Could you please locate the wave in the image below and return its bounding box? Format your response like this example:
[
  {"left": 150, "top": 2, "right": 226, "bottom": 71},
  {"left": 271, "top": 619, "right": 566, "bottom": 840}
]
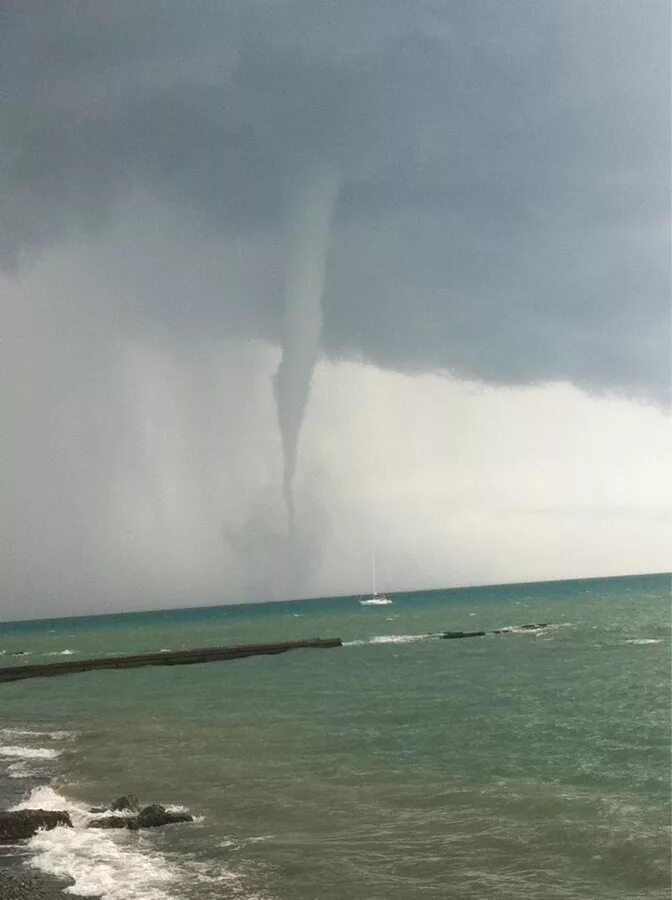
[
  {"left": 10, "top": 785, "right": 254, "bottom": 900},
  {"left": 12, "top": 786, "right": 178, "bottom": 900},
  {"left": 7, "top": 761, "right": 34, "bottom": 778},
  {"left": 1, "top": 742, "right": 62, "bottom": 779},
  {"left": 625, "top": 638, "right": 663, "bottom": 645},
  {"left": 496, "top": 625, "right": 546, "bottom": 636},
  {"left": 344, "top": 633, "right": 436, "bottom": 647},
  {"left": 0, "top": 649, "right": 77, "bottom": 659},
  {"left": 369, "top": 633, "right": 434, "bottom": 644},
  {"left": 495, "top": 622, "right": 573, "bottom": 636},
  {"left": 359, "top": 598, "right": 393, "bottom": 606},
  {"left": 343, "top": 622, "right": 574, "bottom": 648},
  {"left": 0, "top": 745, "right": 61, "bottom": 760},
  {"left": 0, "top": 729, "right": 73, "bottom": 741}
]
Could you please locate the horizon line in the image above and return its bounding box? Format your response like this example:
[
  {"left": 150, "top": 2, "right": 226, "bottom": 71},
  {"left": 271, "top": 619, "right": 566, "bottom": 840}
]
[{"left": 0, "top": 569, "right": 669, "bottom": 628}]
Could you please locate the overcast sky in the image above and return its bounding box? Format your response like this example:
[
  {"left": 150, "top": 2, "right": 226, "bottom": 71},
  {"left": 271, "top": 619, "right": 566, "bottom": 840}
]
[{"left": 1, "top": 1, "right": 670, "bottom": 619}]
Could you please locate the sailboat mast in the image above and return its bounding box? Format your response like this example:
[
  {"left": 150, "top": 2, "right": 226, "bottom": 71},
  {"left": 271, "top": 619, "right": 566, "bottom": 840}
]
[{"left": 372, "top": 556, "right": 376, "bottom": 597}]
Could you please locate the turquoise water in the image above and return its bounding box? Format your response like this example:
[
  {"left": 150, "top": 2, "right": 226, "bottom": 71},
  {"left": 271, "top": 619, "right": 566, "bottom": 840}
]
[{"left": 0, "top": 573, "right": 670, "bottom": 899}]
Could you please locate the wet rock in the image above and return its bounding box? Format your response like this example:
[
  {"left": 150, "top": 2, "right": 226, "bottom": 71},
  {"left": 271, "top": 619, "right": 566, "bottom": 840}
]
[
  {"left": 88, "top": 793, "right": 140, "bottom": 815},
  {"left": 0, "top": 870, "right": 75, "bottom": 899},
  {"left": 88, "top": 814, "right": 138, "bottom": 830},
  {"left": 136, "top": 803, "right": 193, "bottom": 828},
  {"left": 441, "top": 630, "right": 486, "bottom": 639},
  {"left": 110, "top": 794, "right": 139, "bottom": 812},
  {"left": 0, "top": 810, "right": 72, "bottom": 843},
  {"left": 87, "top": 803, "right": 192, "bottom": 830},
  {"left": 443, "top": 623, "right": 552, "bottom": 639}
]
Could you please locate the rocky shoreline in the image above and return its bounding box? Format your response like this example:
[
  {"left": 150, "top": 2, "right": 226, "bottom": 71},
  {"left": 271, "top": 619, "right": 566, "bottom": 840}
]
[
  {"left": 0, "top": 794, "right": 195, "bottom": 899},
  {"left": 0, "top": 868, "right": 91, "bottom": 900}
]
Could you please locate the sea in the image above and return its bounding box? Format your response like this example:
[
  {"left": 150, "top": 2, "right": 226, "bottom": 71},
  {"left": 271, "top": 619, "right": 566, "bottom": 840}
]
[{"left": 0, "top": 573, "right": 669, "bottom": 900}]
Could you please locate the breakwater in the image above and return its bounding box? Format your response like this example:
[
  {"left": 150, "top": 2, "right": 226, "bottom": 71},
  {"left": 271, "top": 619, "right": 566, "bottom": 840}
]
[
  {"left": 441, "top": 623, "right": 549, "bottom": 639},
  {"left": 0, "top": 624, "right": 555, "bottom": 683},
  {"left": 0, "top": 638, "right": 343, "bottom": 683}
]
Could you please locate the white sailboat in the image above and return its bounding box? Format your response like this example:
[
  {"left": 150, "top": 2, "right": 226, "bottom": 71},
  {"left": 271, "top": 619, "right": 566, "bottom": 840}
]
[{"left": 359, "top": 557, "right": 392, "bottom": 606}]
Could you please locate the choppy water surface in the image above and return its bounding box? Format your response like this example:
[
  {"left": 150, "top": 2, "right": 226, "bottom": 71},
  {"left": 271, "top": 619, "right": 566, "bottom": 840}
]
[{"left": 1, "top": 573, "right": 670, "bottom": 899}]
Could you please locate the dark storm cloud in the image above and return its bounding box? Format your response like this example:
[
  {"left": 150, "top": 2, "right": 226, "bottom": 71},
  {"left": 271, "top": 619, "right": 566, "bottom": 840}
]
[{"left": 1, "top": 0, "right": 669, "bottom": 402}]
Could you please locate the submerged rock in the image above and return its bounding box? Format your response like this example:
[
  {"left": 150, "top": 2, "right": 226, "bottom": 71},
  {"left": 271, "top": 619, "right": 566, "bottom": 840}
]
[
  {"left": 443, "top": 623, "right": 552, "bottom": 639},
  {"left": 0, "top": 809, "right": 72, "bottom": 842}
]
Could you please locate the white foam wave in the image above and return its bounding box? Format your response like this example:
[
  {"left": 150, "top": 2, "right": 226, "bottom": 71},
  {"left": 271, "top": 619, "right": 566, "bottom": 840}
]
[
  {"left": 359, "top": 598, "right": 393, "bottom": 606},
  {"left": 625, "top": 638, "right": 663, "bottom": 645},
  {"left": 10, "top": 786, "right": 244, "bottom": 900},
  {"left": 1, "top": 729, "right": 46, "bottom": 738},
  {"left": 344, "top": 633, "right": 434, "bottom": 646},
  {"left": 498, "top": 623, "right": 572, "bottom": 636},
  {"left": 10, "top": 785, "right": 74, "bottom": 812},
  {"left": 0, "top": 729, "right": 74, "bottom": 741},
  {"left": 498, "top": 625, "right": 545, "bottom": 635},
  {"left": 12, "top": 787, "right": 178, "bottom": 900},
  {"left": 370, "top": 633, "right": 431, "bottom": 644},
  {"left": 0, "top": 745, "right": 61, "bottom": 760},
  {"left": 28, "top": 823, "right": 179, "bottom": 900},
  {"left": 7, "top": 761, "right": 34, "bottom": 778},
  {"left": 218, "top": 834, "right": 274, "bottom": 850},
  {"left": 44, "top": 649, "right": 77, "bottom": 656}
]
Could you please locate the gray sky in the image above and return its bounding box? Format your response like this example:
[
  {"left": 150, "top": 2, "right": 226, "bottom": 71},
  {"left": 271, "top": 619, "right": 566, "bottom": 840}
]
[{"left": 1, "top": 1, "right": 670, "bottom": 619}]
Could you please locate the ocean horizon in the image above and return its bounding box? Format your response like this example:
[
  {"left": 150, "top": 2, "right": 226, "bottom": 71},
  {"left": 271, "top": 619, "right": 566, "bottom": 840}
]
[
  {"left": 1, "top": 571, "right": 670, "bottom": 899},
  {"left": 1, "top": 569, "right": 668, "bottom": 628}
]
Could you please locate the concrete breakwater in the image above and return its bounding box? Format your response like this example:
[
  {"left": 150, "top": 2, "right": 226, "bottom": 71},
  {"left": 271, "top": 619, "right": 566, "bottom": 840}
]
[
  {"left": 0, "top": 625, "right": 553, "bottom": 683},
  {"left": 0, "top": 638, "right": 343, "bottom": 683}
]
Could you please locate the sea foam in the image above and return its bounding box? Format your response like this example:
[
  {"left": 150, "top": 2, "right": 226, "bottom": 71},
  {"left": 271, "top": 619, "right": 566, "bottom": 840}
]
[
  {"left": 0, "top": 744, "right": 61, "bottom": 778},
  {"left": 11, "top": 786, "right": 179, "bottom": 900},
  {"left": 10, "top": 785, "right": 247, "bottom": 900},
  {"left": 344, "top": 633, "right": 435, "bottom": 646},
  {"left": 0, "top": 746, "right": 61, "bottom": 760}
]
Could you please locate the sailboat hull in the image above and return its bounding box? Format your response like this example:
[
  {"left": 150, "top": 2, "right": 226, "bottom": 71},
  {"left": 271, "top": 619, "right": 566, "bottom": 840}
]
[{"left": 360, "top": 557, "right": 392, "bottom": 604}]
